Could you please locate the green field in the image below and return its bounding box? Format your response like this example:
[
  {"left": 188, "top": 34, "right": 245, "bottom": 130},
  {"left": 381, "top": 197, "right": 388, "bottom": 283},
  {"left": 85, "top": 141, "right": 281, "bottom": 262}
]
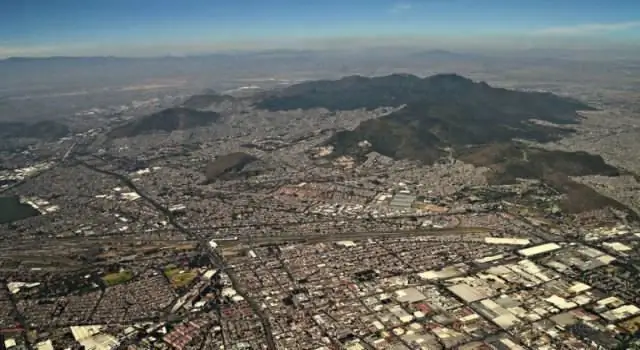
[
  {"left": 164, "top": 266, "right": 197, "bottom": 288},
  {"left": 102, "top": 270, "right": 134, "bottom": 286}
]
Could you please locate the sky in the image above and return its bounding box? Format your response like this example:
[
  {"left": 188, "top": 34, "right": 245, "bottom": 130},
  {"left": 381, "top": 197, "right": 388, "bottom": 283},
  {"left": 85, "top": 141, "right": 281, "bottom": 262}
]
[{"left": 1, "top": 0, "right": 640, "bottom": 57}]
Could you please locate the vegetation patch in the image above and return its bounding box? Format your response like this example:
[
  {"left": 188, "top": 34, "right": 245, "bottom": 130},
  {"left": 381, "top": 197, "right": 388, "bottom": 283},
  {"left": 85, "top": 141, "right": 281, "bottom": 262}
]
[
  {"left": 164, "top": 265, "right": 198, "bottom": 288},
  {"left": 107, "top": 107, "right": 221, "bottom": 138},
  {"left": 102, "top": 270, "right": 134, "bottom": 286},
  {"left": 0, "top": 120, "right": 70, "bottom": 141}
]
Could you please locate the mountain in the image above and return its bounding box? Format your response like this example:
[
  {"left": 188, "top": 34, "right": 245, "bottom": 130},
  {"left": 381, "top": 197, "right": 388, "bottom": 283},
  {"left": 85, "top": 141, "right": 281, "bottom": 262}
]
[
  {"left": 293, "top": 74, "right": 587, "bottom": 163},
  {"left": 181, "top": 93, "right": 236, "bottom": 110},
  {"left": 204, "top": 152, "right": 260, "bottom": 183},
  {"left": 331, "top": 99, "right": 581, "bottom": 163},
  {"left": 255, "top": 73, "right": 589, "bottom": 159},
  {"left": 107, "top": 107, "right": 221, "bottom": 138},
  {"left": 254, "top": 73, "right": 633, "bottom": 216},
  {"left": 455, "top": 143, "right": 629, "bottom": 214},
  {"left": 255, "top": 73, "right": 590, "bottom": 122},
  {"left": 0, "top": 120, "right": 70, "bottom": 141}
]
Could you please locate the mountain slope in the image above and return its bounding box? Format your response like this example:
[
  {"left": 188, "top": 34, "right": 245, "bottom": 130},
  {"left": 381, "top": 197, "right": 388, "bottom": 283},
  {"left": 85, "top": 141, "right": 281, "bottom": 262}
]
[
  {"left": 255, "top": 73, "right": 591, "bottom": 125},
  {"left": 108, "top": 107, "right": 221, "bottom": 138},
  {"left": 0, "top": 120, "right": 70, "bottom": 141},
  {"left": 254, "top": 73, "right": 633, "bottom": 217},
  {"left": 255, "top": 74, "right": 592, "bottom": 162},
  {"left": 181, "top": 93, "right": 236, "bottom": 109},
  {"left": 456, "top": 143, "right": 629, "bottom": 214},
  {"left": 330, "top": 100, "right": 578, "bottom": 163}
]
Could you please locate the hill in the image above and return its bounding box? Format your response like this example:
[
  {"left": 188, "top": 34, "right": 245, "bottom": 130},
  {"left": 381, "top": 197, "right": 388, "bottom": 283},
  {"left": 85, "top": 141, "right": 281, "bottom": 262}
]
[
  {"left": 0, "top": 120, "right": 70, "bottom": 141},
  {"left": 204, "top": 152, "right": 260, "bottom": 183},
  {"left": 330, "top": 100, "right": 579, "bottom": 163},
  {"left": 254, "top": 73, "right": 633, "bottom": 216},
  {"left": 255, "top": 73, "right": 591, "bottom": 124},
  {"left": 457, "top": 144, "right": 620, "bottom": 183},
  {"left": 108, "top": 107, "right": 221, "bottom": 138},
  {"left": 181, "top": 93, "right": 236, "bottom": 109},
  {"left": 455, "top": 143, "right": 628, "bottom": 214},
  {"left": 255, "top": 74, "right": 592, "bottom": 162}
]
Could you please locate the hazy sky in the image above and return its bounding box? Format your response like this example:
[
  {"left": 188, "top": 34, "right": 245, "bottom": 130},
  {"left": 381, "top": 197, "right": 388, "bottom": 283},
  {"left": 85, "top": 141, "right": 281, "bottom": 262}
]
[{"left": 1, "top": 0, "right": 640, "bottom": 57}]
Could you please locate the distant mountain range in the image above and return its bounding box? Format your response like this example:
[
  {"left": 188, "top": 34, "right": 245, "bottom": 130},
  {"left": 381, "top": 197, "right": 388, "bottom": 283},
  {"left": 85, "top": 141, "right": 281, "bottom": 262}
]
[
  {"left": 408, "top": 49, "right": 484, "bottom": 61},
  {"left": 107, "top": 107, "right": 221, "bottom": 138}
]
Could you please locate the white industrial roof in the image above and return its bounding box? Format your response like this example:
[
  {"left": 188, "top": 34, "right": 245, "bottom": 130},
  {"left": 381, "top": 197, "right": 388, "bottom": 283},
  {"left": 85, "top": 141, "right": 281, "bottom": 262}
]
[
  {"left": 78, "top": 333, "right": 120, "bottom": 350},
  {"left": 474, "top": 254, "right": 505, "bottom": 264},
  {"left": 601, "top": 304, "right": 640, "bottom": 321},
  {"left": 394, "top": 288, "right": 426, "bottom": 303},
  {"left": 4, "top": 338, "right": 17, "bottom": 349},
  {"left": 35, "top": 340, "right": 54, "bottom": 350},
  {"left": 447, "top": 283, "right": 490, "bottom": 303},
  {"left": 484, "top": 237, "right": 531, "bottom": 246},
  {"left": 603, "top": 242, "right": 632, "bottom": 252},
  {"left": 518, "top": 243, "right": 561, "bottom": 257},
  {"left": 71, "top": 325, "right": 103, "bottom": 341}
]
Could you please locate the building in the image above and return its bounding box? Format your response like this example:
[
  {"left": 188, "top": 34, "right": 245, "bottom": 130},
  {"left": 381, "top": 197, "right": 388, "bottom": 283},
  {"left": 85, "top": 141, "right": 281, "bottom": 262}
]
[{"left": 389, "top": 193, "right": 416, "bottom": 209}]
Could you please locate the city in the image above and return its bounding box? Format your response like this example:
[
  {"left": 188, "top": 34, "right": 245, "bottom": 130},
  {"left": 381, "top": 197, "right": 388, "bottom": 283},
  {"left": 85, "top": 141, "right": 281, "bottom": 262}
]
[
  {"left": 1, "top": 72, "right": 640, "bottom": 349},
  {"left": 2, "top": 1, "right": 640, "bottom": 349}
]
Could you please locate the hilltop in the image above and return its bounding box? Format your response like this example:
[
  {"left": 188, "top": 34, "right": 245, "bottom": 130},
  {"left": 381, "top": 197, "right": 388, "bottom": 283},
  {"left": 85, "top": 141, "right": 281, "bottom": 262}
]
[
  {"left": 0, "top": 120, "right": 70, "bottom": 141},
  {"left": 299, "top": 74, "right": 590, "bottom": 164},
  {"left": 255, "top": 73, "right": 590, "bottom": 123},
  {"left": 254, "top": 74, "right": 593, "bottom": 165},
  {"left": 107, "top": 107, "right": 221, "bottom": 138},
  {"left": 181, "top": 93, "right": 236, "bottom": 110}
]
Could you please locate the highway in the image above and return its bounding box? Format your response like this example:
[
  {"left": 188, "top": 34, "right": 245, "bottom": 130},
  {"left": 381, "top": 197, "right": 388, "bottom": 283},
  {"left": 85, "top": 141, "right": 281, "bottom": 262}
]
[
  {"left": 217, "top": 227, "right": 489, "bottom": 246},
  {"left": 0, "top": 227, "right": 489, "bottom": 253}
]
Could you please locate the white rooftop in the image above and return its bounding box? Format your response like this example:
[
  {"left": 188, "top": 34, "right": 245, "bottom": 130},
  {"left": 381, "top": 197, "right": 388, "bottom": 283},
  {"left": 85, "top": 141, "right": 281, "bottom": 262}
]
[{"left": 518, "top": 243, "right": 561, "bottom": 257}]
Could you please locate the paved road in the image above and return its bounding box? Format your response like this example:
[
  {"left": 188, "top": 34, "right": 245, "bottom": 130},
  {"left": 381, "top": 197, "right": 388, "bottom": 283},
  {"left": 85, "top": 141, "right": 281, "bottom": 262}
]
[
  {"left": 216, "top": 227, "right": 490, "bottom": 246},
  {"left": 0, "top": 227, "right": 489, "bottom": 253},
  {"left": 78, "top": 158, "right": 278, "bottom": 350}
]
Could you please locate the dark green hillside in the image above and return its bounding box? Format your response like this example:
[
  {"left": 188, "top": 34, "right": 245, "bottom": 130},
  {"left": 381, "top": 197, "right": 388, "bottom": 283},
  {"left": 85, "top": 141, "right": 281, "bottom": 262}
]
[
  {"left": 257, "top": 73, "right": 630, "bottom": 216},
  {"left": 108, "top": 107, "right": 220, "bottom": 138},
  {"left": 256, "top": 73, "right": 592, "bottom": 126},
  {"left": 454, "top": 143, "right": 629, "bottom": 214},
  {"left": 182, "top": 93, "right": 235, "bottom": 109},
  {"left": 0, "top": 120, "right": 70, "bottom": 141}
]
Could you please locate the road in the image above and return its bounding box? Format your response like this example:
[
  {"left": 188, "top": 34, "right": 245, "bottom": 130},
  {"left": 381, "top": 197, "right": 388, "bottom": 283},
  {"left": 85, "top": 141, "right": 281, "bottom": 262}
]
[
  {"left": 217, "top": 227, "right": 489, "bottom": 246},
  {"left": 0, "top": 227, "right": 489, "bottom": 256},
  {"left": 77, "top": 158, "right": 278, "bottom": 350}
]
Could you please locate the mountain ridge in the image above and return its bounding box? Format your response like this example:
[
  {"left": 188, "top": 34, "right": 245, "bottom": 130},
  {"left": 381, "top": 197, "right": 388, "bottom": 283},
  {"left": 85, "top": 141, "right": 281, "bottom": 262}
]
[
  {"left": 107, "top": 107, "right": 221, "bottom": 139},
  {"left": 254, "top": 73, "right": 633, "bottom": 217},
  {"left": 255, "top": 73, "right": 591, "bottom": 122},
  {"left": 181, "top": 93, "right": 236, "bottom": 110},
  {"left": 0, "top": 120, "right": 71, "bottom": 141}
]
